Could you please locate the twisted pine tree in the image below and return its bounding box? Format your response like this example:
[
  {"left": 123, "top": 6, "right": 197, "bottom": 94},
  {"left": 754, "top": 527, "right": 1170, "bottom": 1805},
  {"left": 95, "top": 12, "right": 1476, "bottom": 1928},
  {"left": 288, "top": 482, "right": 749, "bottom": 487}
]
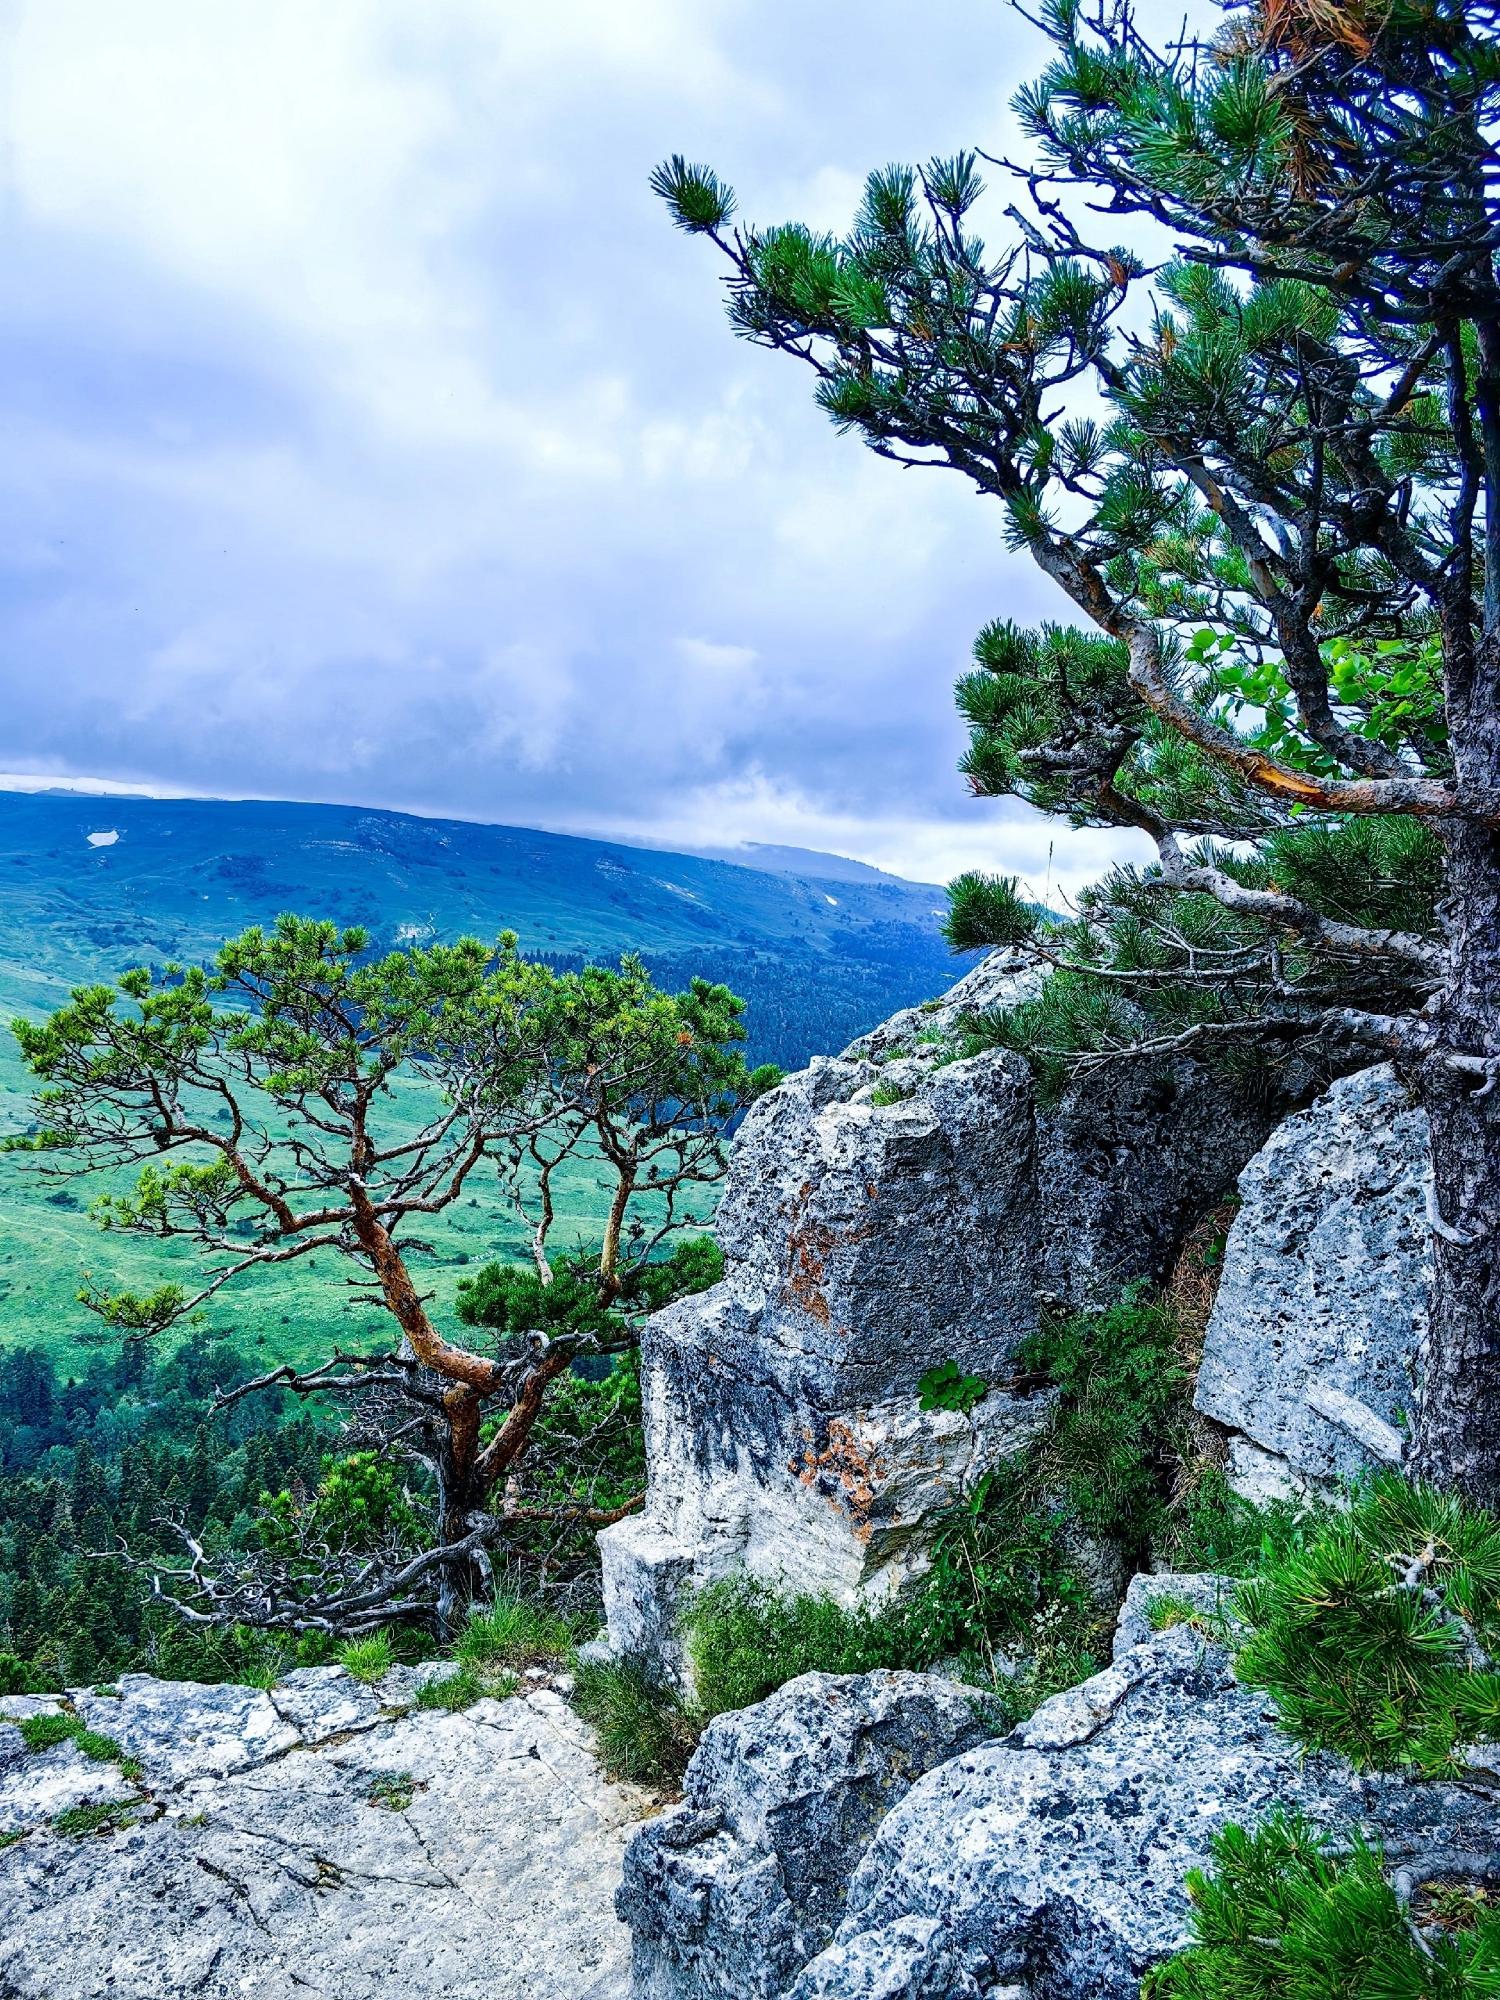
[{"left": 655, "top": 0, "right": 1500, "bottom": 1501}]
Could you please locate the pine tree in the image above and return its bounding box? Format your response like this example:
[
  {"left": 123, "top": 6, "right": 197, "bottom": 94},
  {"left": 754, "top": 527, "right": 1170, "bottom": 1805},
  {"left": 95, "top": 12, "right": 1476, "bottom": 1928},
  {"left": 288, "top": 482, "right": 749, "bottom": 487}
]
[
  {"left": 15, "top": 916, "right": 769, "bottom": 1635},
  {"left": 656, "top": 0, "right": 1500, "bottom": 1502}
]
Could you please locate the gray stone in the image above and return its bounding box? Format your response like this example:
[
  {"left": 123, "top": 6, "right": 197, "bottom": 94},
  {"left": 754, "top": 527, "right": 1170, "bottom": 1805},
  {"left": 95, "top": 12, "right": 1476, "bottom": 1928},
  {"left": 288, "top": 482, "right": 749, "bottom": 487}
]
[
  {"left": 618, "top": 1669, "right": 999, "bottom": 2000},
  {"left": 1195, "top": 1064, "right": 1432, "bottom": 1497},
  {"left": 840, "top": 950, "right": 1041, "bottom": 1063},
  {"left": 0, "top": 1675, "right": 648, "bottom": 2000},
  {"left": 619, "top": 1622, "right": 1496, "bottom": 2000},
  {"left": 0, "top": 1726, "right": 137, "bottom": 1838},
  {"left": 602, "top": 1041, "right": 1050, "bottom": 1678},
  {"left": 1035, "top": 1057, "right": 1286, "bottom": 1310},
  {"left": 1111, "top": 1571, "right": 1234, "bottom": 1660},
  {"left": 71, "top": 1672, "right": 300, "bottom": 1785}
]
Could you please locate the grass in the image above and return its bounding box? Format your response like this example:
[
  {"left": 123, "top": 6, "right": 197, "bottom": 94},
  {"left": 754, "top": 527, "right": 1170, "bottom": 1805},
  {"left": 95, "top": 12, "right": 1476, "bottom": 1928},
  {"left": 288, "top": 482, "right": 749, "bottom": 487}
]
[
  {"left": 570, "top": 1657, "right": 701, "bottom": 1788},
  {"left": 1145, "top": 1592, "right": 1206, "bottom": 1634},
  {"left": 18, "top": 1712, "right": 127, "bottom": 1766},
  {"left": 683, "top": 1575, "right": 909, "bottom": 1719},
  {"left": 50, "top": 1800, "right": 140, "bottom": 1838},
  {"left": 869, "top": 1079, "right": 912, "bottom": 1106},
  {"left": 416, "top": 1666, "right": 498, "bottom": 1711},
  {"left": 336, "top": 1632, "right": 394, "bottom": 1685},
  {"left": 406, "top": 1591, "right": 576, "bottom": 1713},
  {"left": 456, "top": 1592, "right": 573, "bottom": 1677}
]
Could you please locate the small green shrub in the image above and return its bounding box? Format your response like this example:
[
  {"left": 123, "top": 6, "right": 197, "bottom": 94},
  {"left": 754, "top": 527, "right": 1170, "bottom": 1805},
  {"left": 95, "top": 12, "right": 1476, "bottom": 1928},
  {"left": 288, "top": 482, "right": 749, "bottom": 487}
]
[
  {"left": 917, "top": 1359, "right": 989, "bottom": 1415},
  {"left": 684, "top": 1576, "right": 913, "bottom": 1718},
  {"left": 1144, "top": 1811, "right": 1500, "bottom": 1999},
  {"left": 336, "top": 1631, "right": 395, "bottom": 1686},
  {"left": 0, "top": 1654, "right": 57, "bottom": 1698},
  {"left": 367, "top": 1771, "right": 417, "bottom": 1811},
  {"left": 571, "top": 1657, "right": 700, "bottom": 1787},
  {"left": 1231, "top": 1475, "right": 1500, "bottom": 1773}
]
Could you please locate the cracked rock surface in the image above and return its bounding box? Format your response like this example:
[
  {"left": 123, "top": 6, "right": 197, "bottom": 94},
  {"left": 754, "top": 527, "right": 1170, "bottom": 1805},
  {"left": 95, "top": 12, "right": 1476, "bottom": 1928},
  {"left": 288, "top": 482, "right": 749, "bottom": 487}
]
[
  {"left": 620, "top": 1585, "right": 1499, "bottom": 2000},
  {"left": 0, "top": 1668, "right": 648, "bottom": 1999},
  {"left": 1194, "top": 1063, "right": 1432, "bottom": 1499}
]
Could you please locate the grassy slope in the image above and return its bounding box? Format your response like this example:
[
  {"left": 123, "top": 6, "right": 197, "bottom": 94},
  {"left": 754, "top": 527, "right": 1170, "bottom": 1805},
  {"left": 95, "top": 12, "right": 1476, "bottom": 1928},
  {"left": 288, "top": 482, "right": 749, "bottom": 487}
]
[{"left": 0, "top": 792, "right": 962, "bottom": 1368}]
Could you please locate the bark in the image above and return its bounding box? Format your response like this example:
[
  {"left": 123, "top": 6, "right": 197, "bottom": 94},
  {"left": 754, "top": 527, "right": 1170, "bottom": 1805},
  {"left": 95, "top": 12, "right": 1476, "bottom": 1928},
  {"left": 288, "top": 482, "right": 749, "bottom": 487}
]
[
  {"left": 433, "top": 1386, "right": 491, "bottom": 1637},
  {"left": 1409, "top": 591, "right": 1500, "bottom": 1505}
]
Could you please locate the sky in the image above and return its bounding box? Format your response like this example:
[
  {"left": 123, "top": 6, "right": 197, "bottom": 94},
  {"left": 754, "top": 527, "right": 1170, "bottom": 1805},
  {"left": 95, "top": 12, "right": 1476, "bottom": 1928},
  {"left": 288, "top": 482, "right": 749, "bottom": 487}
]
[{"left": 0, "top": 0, "right": 1151, "bottom": 899}]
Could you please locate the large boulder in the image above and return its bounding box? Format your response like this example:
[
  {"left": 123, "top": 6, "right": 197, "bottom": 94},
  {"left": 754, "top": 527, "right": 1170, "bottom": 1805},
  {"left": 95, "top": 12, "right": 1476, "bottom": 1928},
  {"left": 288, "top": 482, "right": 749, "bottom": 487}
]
[
  {"left": 599, "top": 1037, "right": 1050, "bottom": 1678},
  {"left": 618, "top": 1584, "right": 1497, "bottom": 2000},
  {"left": 1194, "top": 1064, "right": 1432, "bottom": 1499},
  {"left": 601, "top": 954, "right": 1300, "bottom": 1676},
  {"left": 848, "top": 949, "right": 1292, "bottom": 1310},
  {"left": 618, "top": 1670, "right": 997, "bottom": 2000}
]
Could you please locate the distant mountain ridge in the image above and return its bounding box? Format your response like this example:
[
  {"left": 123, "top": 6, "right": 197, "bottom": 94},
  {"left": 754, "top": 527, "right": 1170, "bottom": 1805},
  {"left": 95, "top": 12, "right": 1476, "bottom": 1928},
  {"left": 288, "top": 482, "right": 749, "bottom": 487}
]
[{"left": 0, "top": 791, "right": 966, "bottom": 1072}]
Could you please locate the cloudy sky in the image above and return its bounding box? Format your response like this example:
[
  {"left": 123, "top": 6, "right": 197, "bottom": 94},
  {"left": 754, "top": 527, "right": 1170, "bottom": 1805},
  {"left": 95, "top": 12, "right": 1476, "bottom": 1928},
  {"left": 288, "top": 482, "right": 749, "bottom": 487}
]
[{"left": 0, "top": 0, "right": 1149, "bottom": 897}]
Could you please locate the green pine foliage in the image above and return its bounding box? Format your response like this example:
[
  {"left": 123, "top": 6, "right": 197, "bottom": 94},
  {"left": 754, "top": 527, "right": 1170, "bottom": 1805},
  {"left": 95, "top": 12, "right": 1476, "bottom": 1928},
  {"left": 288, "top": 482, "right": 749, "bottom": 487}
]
[
  {"left": 1144, "top": 1813, "right": 1500, "bottom": 2000},
  {"left": 1230, "top": 1477, "right": 1500, "bottom": 1773}
]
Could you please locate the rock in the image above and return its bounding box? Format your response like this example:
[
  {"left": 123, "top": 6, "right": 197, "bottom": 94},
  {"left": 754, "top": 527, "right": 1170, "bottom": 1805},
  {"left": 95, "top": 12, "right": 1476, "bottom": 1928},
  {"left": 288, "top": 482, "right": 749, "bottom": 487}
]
[
  {"left": 1194, "top": 1064, "right": 1432, "bottom": 1498},
  {"left": 1035, "top": 1057, "right": 1287, "bottom": 1310},
  {"left": 618, "top": 1670, "right": 999, "bottom": 2000},
  {"left": 71, "top": 1673, "right": 300, "bottom": 1786},
  {"left": 1110, "top": 1571, "right": 1233, "bottom": 1660},
  {"left": 0, "top": 1726, "right": 136, "bottom": 1839},
  {"left": 840, "top": 950, "right": 1041, "bottom": 1063},
  {"left": 0, "top": 1672, "right": 648, "bottom": 2000},
  {"left": 600, "top": 1040, "right": 1050, "bottom": 1679},
  {"left": 618, "top": 1615, "right": 1496, "bottom": 1999}
]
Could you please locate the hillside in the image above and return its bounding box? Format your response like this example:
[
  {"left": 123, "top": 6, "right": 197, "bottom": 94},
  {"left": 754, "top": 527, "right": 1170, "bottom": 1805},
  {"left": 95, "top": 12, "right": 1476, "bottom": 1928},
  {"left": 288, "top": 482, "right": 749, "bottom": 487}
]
[{"left": 0, "top": 791, "right": 967, "bottom": 1361}]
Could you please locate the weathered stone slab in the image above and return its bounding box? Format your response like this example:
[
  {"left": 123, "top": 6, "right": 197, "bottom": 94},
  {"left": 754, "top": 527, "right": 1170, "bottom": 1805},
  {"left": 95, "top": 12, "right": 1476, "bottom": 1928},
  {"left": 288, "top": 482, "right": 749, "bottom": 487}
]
[
  {"left": 1194, "top": 1063, "right": 1432, "bottom": 1496},
  {"left": 0, "top": 1680, "right": 647, "bottom": 2000}
]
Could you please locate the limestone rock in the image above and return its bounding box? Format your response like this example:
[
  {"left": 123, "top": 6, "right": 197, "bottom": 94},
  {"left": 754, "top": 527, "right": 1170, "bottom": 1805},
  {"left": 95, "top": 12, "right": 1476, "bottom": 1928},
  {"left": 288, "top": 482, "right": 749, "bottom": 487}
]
[
  {"left": 0, "top": 1672, "right": 647, "bottom": 2000},
  {"left": 601, "top": 1040, "right": 1050, "bottom": 1677},
  {"left": 618, "top": 1669, "right": 998, "bottom": 2000},
  {"left": 840, "top": 949, "right": 1040, "bottom": 1062},
  {"left": 1194, "top": 1064, "right": 1432, "bottom": 1497},
  {"left": 1110, "top": 1570, "right": 1234, "bottom": 1659},
  {"left": 792, "top": 1627, "right": 1492, "bottom": 1999},
  {"left": 1035, "top": 1057, "right": 1287, "bottom": 1310},
  {"left": 618, "top": 1602, "right": 1496, "bottom": 2000}
]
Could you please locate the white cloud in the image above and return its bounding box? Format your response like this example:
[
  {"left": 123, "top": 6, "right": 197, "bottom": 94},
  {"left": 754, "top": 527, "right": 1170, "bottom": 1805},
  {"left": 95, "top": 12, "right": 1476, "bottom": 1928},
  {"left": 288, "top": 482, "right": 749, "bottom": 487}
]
[{"left": 0, "top": 0, "right": 1145, "bottom": 900}]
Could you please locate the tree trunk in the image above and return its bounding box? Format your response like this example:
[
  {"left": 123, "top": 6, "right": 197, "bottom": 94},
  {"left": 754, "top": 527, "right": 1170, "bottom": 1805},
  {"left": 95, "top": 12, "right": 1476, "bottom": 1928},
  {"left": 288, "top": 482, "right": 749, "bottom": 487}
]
[
  {"left": 1410, "top": 821, "right": 1500, "bottom": 1506},
  {"left": 433, "top": 1387, "right": 491, "bottom": 1638}
]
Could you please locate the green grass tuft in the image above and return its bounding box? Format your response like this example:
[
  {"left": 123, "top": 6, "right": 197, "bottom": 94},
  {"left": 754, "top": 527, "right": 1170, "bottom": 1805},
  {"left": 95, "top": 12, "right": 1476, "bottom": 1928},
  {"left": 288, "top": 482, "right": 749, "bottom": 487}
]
[
  {"left": 571, "top": 1658, "right": 700, "bottom": 1788},
  {"left": 456, "top": 1593, "right": 573, "bottom": 1678},
  {"left": 50, "top": 1800, "right": 139, "bottom": 1838},
  {"left": 336, "top": 1631, "right": 395, "bottom": 1686}
]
